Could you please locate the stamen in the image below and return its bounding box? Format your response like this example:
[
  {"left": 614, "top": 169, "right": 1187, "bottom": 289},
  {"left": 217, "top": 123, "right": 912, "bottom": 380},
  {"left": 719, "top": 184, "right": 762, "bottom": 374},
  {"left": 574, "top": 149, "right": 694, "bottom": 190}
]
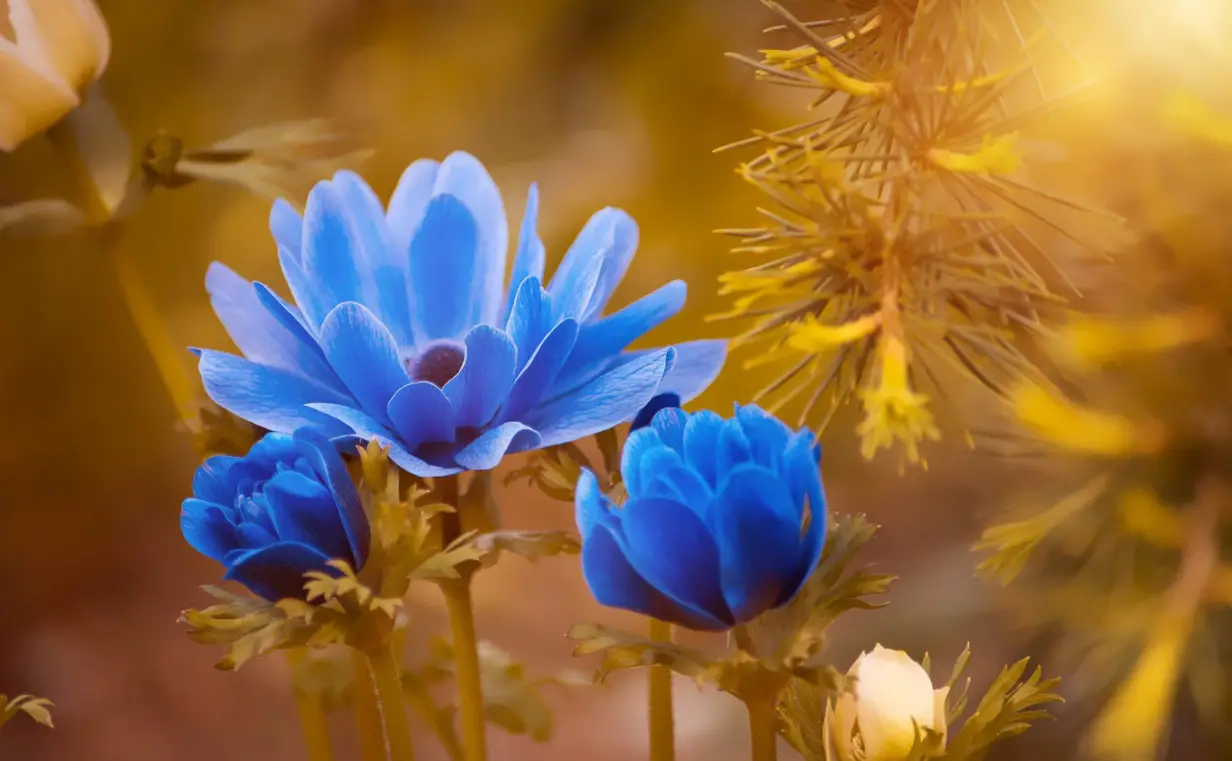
[{"left": 407, "top": 341, "right": 466, "bottom": 387}]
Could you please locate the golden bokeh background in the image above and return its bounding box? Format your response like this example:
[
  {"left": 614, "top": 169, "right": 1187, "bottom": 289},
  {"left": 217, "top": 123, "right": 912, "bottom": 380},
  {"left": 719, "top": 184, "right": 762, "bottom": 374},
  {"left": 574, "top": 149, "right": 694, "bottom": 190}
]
[{"left": 0, "top": 1, "right": 1227, "bottom": 759}]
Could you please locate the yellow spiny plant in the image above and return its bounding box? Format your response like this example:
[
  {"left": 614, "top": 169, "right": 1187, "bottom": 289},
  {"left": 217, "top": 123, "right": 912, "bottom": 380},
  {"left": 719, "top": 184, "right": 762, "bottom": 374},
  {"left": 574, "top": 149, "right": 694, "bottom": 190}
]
[
  {"left": 716, "top": 0, "right": 1113, "bottom": 467},
  {"left": 977, "top": 90, "right": 1232, "bottom": 761}
]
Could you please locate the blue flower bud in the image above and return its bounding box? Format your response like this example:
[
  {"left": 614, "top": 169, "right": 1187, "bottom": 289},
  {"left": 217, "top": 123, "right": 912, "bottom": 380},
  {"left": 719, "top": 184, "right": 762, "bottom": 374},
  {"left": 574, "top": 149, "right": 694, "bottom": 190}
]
[
  {"left": 180, "top": 428, "right": 370, "bottom": 602},
  {"left": 575, "top": 404, "right": 827, "bottom": 631}
]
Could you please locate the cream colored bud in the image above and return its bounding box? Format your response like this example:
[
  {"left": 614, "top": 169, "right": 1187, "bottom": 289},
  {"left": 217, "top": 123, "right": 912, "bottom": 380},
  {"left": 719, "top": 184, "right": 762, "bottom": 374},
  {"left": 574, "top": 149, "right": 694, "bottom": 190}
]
[
  {"left": 829, "top": 645, "right": 949, "bottom": 761},
  {"left": 0, "top": 0, "right": 111, "bottom": 151}
]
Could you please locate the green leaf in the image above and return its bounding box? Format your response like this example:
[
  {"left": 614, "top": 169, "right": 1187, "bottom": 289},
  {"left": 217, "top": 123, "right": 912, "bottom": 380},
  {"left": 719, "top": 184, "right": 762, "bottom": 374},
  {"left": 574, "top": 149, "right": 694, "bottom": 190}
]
[
  {"left": 186, "top": 401, "right": 263, "bottom": 458},
  {"left": 503, "top": 443, "right": 592, "bottom": 502},
  {"left": 0, "top": 694, "right": 54, "bottom": 729},
  {"left": 778, "top": 678, "right": 826, "bottom": 761},
  {"left": 567, "top": 622, "right": 716, "bottom": 683},
  {"left": 421, "top": 638, "right": 588, "bottom": 743},
  {"left": 943, "top": 657, "right": 1063, "bottom": 761},
  {"left": 749, "top": 513, "right": 894, "bottom": 666},
  {"left": 473, "top": 530, "right": 581, "bottom": 568}
]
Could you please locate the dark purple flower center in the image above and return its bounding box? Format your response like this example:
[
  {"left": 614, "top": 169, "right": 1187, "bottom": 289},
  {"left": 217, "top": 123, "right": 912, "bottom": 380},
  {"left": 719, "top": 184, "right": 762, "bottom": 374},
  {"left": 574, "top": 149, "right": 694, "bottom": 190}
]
[{"left": 406, "top": 341, "right": 465, "bottom": 387}]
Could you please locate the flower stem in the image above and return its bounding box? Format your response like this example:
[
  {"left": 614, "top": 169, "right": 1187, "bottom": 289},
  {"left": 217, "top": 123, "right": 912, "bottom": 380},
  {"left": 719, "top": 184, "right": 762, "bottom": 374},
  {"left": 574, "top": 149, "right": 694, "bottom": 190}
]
[
  {"left": 648, "top": 618, "right": 675, "bottom": 761},
  {"left": 284, "top": 649, "right": 334, "bottom": 761},
  {"left": 352, "top": 648, "right": 388, "bottom": 761},
  {"left": 364, "top": 640, "right": 417, "bottom": 761},
  {"left": 45, "top": 119, "right": 198, "bottom": 425},
  {"left": 744, "top": 695, "right": 779, "bottom": 761},
  {"left": 436, "top": 475, "right": 487, "bottom": 761}
]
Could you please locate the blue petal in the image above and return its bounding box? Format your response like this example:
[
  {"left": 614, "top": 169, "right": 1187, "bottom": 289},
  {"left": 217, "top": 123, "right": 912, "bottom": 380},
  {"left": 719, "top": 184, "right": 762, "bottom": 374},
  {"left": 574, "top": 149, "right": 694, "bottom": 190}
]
[
  {"left": 650, "top": 407, "right": 687, "bottom": 454},
  {"left": 549, "top": 235, "right": 605, "bottom": 324},
  {"left": 386, "top": 381, "right": 457, "bottom": 450},
  {"left": 453, "top": 421, "right": 541, "bottom": 471},
  {"left": 640, "top": 462, "right": 713, "bottom": 516},
  {"left": 198, "top": 350, "right": 352, "bottom": 435},
  {"left": 618, "top": 497, "right": 733, "bottom": 628},
  {"left": 270, "top": 199, "right": 303, "bottom": 262},
  {"left": 547, "top": 208, "right": 638, "bottom": 321},
  {"left": 574, "top": 468, "right": 612, "bottom": 539},
  {"left": 442, "top": 326, "right": 517, "bottom": 429},
  {"left": 619, "top": 427, "right": 662, "bottom": 498},
  {"left": 386, "top": 158, "right": 441, "bottom": 252},
  {"left": 683, "top": 410, "right": 724, "bottom": 488},
  {"left": 279, "top": 245, "right": 330, "bottom": 333},
  {"left": 582, "top": 523, "right": 727, "bottom": 631},
  {"left": 503, "top": 319, "right": 579, "bottom": 421},
  {"left": 501, "top": 183, "right": 546, "bottom": 325},
  {"left": 504, "top": 277, "right": 554, "bottom": 373},
  {"left": 430, "top": 152, "right": 508, "bottom": 327},
  {"left": 716, "top": 417, "right": 754, "bottom": 474},
  {"left": 655, "top": 339, "right": 727, "bottom": 403},
  {"left": 207, "top": 263, "right": 311, "bottom": 375},
  {"left": 635, "top": 445, "right": 686, "bottom": 502},
  {"left": 408, "top": 194, "right": 481, "bottom": 342},
  {"left": 293, "top": 426, "right": 371, "bottom": 568},
  {"left": 631, "top": 393, "right": 681, "bottom": 432},
  {"left": 307, "top": 403, "right": 397, "bottom": 442},
  {"left": 552, "top": 281, "right": 687, "bottom": 391},
  {"left": 192, "top": 455, "right": 240, "bottom": 503},
  {"left": 734, "top": 405, "right": 793, "bottom": 471},
  {"left": 319, "top": 302, "right": 408, "bottom": 424},
  {"left": 331, "top": 171, "right": 414, "bottom": 348},
  {"left": 263, "top": 470, "right": 352, "bottom": 563},
  {"left": 529, "top": 348, "right": 673, "bottom": 447},
  {"left": 224, "top": 541, "right": 334, "bottom": 601},
  {"left": 249, "top": 281, "right": 343, "bottom": 386},
  {"left": 712, "top": 464, "right": 803, "bottom": 622},
  {"left": 181, "top": 498, "right": 239, "bottom": 563},
  {"left": 383, "top": 438, "right": 464, "bottom": 478},
  {"left": 777, "top": 431, "right": 828, "bottom": 606},
  {"left": 301, "top": 182, "right": 366, "bottom": 321}
]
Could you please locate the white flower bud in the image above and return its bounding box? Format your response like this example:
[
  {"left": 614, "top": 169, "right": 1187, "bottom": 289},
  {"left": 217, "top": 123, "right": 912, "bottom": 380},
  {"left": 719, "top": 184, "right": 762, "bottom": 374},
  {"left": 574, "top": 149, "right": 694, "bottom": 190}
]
[
  {"left": 829, "top": 645, "right": 949, "bottom": 761},
  {"left": 0, "top": 0, "right": 111, "bottom": 152}
]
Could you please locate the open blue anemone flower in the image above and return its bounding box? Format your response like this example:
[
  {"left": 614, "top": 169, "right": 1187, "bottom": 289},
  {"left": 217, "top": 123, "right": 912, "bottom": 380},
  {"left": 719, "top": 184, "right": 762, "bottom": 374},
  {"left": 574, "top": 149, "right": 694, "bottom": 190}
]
[
  {"left": 180, "top": 428, "right": 369, "bottom": 602},
  {"left": 196, "top": 152, "right": 726, "bottom": 476},
  {"left": 575, "top": 405, "right": 827, "bottom": 631}
]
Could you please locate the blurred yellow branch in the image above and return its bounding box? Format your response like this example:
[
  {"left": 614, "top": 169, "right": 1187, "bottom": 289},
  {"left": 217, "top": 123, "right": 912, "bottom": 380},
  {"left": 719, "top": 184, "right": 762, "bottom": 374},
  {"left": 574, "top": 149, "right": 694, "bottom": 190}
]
[{"left": 1088, "top": 478, "right": 1221, "bottom": 760}]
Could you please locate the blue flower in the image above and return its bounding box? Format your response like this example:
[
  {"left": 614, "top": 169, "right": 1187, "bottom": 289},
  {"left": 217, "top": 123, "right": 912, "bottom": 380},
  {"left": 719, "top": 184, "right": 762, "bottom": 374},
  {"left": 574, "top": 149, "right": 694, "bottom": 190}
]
[
  {"left": 575, "top": 405, "right": 826, "bottom": 631},
  {"left": 196, "top": 152, "right": 726, "bottom": 476},
  {"left": 180, "top": 428, "right": 369, "bottom": 602}
]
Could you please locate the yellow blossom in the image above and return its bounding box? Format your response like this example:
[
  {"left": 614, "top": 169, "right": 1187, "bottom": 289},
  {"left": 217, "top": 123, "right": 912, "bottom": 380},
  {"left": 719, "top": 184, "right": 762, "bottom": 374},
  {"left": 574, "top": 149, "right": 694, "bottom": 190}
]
[
  {"left": 1011, "top": 381, "right": 1164, "bottom": 456},
  {"left": 788, "top": 312, "right": 882, "bottom": 352},
  {"left": 927, "top": 133, "right": 1022, "bottom": 175},
  {"left": 857, "top": 337, "right": 941, "bottom": 463}
]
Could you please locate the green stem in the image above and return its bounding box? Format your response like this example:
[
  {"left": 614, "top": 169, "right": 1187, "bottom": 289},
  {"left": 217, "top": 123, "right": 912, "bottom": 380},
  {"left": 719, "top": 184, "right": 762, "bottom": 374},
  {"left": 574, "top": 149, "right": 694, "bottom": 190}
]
[
  {"left": 437, "top": 475, "right": 487, "bottom": 761},
  {"left": 352, "top": 648, "right": 388, "bottom": 761},
  {"left": 45, "top": 119, "right": 198, "bottom": 425},
  {"left": 648, "top": 618, "right": 675, "bottom": 761},
  {"left": 364, "top": 640, "right": 417, "bottom": 761},
  {"left": 744, "top": 695, "right": 778, "bottom": 761},
  {"left": 285, "top": 649, "right": 334, "bottom": 761}
]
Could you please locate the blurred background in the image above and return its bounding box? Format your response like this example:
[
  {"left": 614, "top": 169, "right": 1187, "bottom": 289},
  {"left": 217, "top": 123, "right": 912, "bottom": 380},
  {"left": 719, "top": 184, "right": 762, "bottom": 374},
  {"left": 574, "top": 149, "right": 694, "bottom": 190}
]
[{"left": 0, "top": 0, "right": 1226, "bottom": 759}]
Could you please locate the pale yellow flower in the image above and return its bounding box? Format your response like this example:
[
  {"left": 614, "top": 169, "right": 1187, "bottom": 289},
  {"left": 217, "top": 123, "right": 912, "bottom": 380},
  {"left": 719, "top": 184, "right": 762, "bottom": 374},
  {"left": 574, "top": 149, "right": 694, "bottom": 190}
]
[
  {"left": 0, "top": 0, "right": 110, "bottom": 152},
  {"left": 831, "top": 645, "right": 949, "bottom": 761}
]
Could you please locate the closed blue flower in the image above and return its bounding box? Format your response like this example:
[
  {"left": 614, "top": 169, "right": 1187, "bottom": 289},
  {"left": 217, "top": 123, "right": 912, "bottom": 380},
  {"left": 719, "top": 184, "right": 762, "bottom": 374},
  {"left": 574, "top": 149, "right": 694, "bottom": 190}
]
[
  {"left": 180, "top": 428, "right": 369, "bottom": 602},
  {"left": 196, "top": 152, "right": 726, "bottom": 476},
  {"left": 575, "top": 405, "right": 826, "bottom": 631}
]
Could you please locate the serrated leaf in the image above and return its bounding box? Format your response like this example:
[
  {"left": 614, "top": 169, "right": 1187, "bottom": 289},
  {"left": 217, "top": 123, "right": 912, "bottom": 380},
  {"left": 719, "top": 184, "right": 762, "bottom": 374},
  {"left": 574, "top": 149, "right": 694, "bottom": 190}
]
[
  {"left": 944, "top": 655, "right": 1063, "bottom": 761},
  {"left": 473, "top": 530, "right": 581, "bottom": 568},
  {"left": 185, "top": 402, "right": 263, "bottom": 458},
  {"left": 750, "top": 513, "right": 893, "bottom": 666},
  {"left": 503, "top": 443, "right": 592, "bottom": 502},
  {"left": 779, "top": 678, "right": 826, "bottom": 760},
  {"left": 422, "top": 638, "right": 588, "bottom": 743}
]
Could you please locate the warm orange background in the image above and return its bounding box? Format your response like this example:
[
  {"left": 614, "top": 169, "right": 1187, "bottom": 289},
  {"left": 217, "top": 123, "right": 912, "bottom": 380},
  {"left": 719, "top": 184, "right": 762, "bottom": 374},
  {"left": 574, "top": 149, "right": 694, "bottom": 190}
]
[{"left": 0, "top": 1, "right": 1224, "bottom": 760}]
